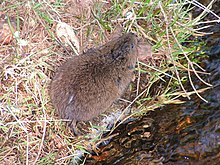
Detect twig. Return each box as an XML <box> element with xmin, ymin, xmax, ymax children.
<box><xmin>33</xmin><ymin>86</ymin><xmax>48</xmax><ymax>165</ymax></box>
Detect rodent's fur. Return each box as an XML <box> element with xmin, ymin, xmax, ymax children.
<box><xmin>49</xmin><ymin>33</ymin><xmax>138</xmax><ymax>135</ymax></box>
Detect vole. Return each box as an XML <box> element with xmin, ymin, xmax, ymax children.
<box><xmin>50</xmin><ymin>32</ymin><xmax>144</xmax><ymax>135</ymax></box>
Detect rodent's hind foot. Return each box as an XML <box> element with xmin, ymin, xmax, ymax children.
<box><xmin>69</xmin><ymin>120</ymin><xmax>81</xmax><ymax>136</ymax></box>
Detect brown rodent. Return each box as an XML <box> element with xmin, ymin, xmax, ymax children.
<box><xmin>50</xmin><ymin>32</ymin><xmax>139</xmax><ymax>135</ymax></box>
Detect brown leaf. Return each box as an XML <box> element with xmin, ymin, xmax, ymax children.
<box><xmin>0</xmin><ymin>15</ymin><xmax>16</xmax><ymax>45</ymax></box>
<box><xmin>137</xmin><ymin>41</ymin><xmax>152</xmax><ymax>61</ymax></box>
<box><xmin>91</xmin><ymin>151</ymin><xmax>110</xmax><ymax>161</ymax></box>
<box><xmin>56</xmin><ymin>22</ymin><xmax>80</xmax><ymax>54</ymax></box>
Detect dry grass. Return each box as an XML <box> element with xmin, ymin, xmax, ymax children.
<box><xmin>0</xmin><ymin>0</ymin><xmax>218</xmax><ymax>164</ymax></box>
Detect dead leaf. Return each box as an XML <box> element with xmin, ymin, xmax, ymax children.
<box><xmin>56</xmin><ymin>22</ymin><xmax>80</xmax><ymax>55</ymax></box>
<box><xmin>91</xmin><ymin>151</ymin><xmax>110</xmax><ymax>161</ymax></box>
<box><xmin>0</xmin><ymin>15</ymin><xmax>16</xmax><ymax>45</ymax></box>
<box><xmin>137</xmin><ymin>41</ymin><xmax>152</xmax><ymax>61</ymax></box>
